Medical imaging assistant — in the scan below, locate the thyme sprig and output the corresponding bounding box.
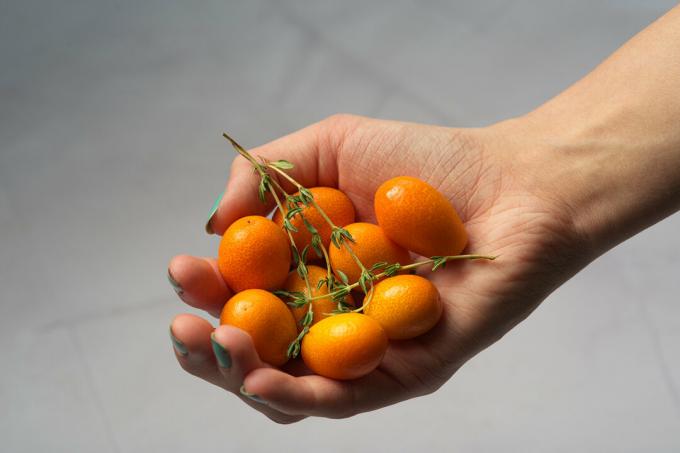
[305,254,496,306]
[223,133,315,358]
[222,132,496,357]
[267,162,377,302]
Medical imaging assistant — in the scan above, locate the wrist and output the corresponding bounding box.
[489,106,680,258]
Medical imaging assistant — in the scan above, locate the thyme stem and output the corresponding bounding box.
[305,254,496,303]
[222,132,496,320]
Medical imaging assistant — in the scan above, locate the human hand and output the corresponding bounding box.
[168,114,591,423]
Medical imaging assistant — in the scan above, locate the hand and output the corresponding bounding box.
[168,114,590,423]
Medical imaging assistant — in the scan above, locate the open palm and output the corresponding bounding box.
[169,114,589,424]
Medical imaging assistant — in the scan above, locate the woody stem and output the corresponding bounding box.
[267,163,370,276]
[305,254,496,302]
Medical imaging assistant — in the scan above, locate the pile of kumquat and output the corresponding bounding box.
[214,134,495,380]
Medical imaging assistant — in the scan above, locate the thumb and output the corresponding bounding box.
[205,119,338,235]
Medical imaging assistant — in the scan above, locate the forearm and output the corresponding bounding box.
[498,5,680,255]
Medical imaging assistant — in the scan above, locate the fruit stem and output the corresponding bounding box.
[264,178,316,358]
[223,133,324,358]
[223,133,266,175]
[305,254,497,303]
[267,163,371,282]
[400,254,497,272]
[266,176,315,301]
[319,241,333,286]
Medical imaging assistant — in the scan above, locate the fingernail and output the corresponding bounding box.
[167,269,183,296]
[169,326,188,356]
[210,333,232,369]
[205,192,223,234]
[240,385,267,405]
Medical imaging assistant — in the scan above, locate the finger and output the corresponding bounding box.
[240,306,474,419]
[209,324,268,393]
[209,324,307,423]
[170,314,305,424]
[241,367,406,419]
[206,118,343,235]
[169,314,223,386]
[168,255,232,318]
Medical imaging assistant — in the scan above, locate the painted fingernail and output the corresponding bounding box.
[210,333,232,369]
[169,326,188,356]
[205,192,223,234]
[240,385,267,405]
[167,269,183,296]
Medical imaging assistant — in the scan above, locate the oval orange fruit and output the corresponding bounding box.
[217,215,291,292]
[273,187,355,253]
[374,176,467,257]
[328,222,411,284]
[282,265,354,329]
[363,275,442,340]
[219,289,297,366]
[301,313,388,380]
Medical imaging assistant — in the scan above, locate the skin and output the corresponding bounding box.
[169,6,680,424]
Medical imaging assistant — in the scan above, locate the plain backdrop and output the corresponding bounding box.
[1,1,679,452]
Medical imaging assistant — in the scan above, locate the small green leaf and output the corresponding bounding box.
[384,263,401,277]
[358,270,375,294]
[296,247,309,280]
[287,326,310,358]
[302,309,314,326]
[287,339,301,358]
[302,218,318,235]
[431,256,448,271]
[330,230,341,248]
[327,274,339,290]
[299,188,314,205]
[270,160,295,170]
[273,290,304,300]
[311,234,323,258]
[291,296,308,308]
[342,229,355,243]
[257,175,270,203]
[282,218,299,233]
[370,261,388,272]
[285,207,303,220]
[336,269,349,285]
[332,286,350,303]
[296,261,308,280]
[358,276,368,293]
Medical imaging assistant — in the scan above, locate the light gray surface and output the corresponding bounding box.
[1,1,679,452]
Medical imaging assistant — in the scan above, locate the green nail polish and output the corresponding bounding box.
[167,270,183,295]
[240,385,267,405]
[205,192,223,234]
[210,333,232,369]
[169,326,188,356]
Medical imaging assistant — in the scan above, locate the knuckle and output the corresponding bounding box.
[323,113,356,126]
[319,114,362,156]
[230,154,250,173]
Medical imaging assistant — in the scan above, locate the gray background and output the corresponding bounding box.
[1,1,679,452]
